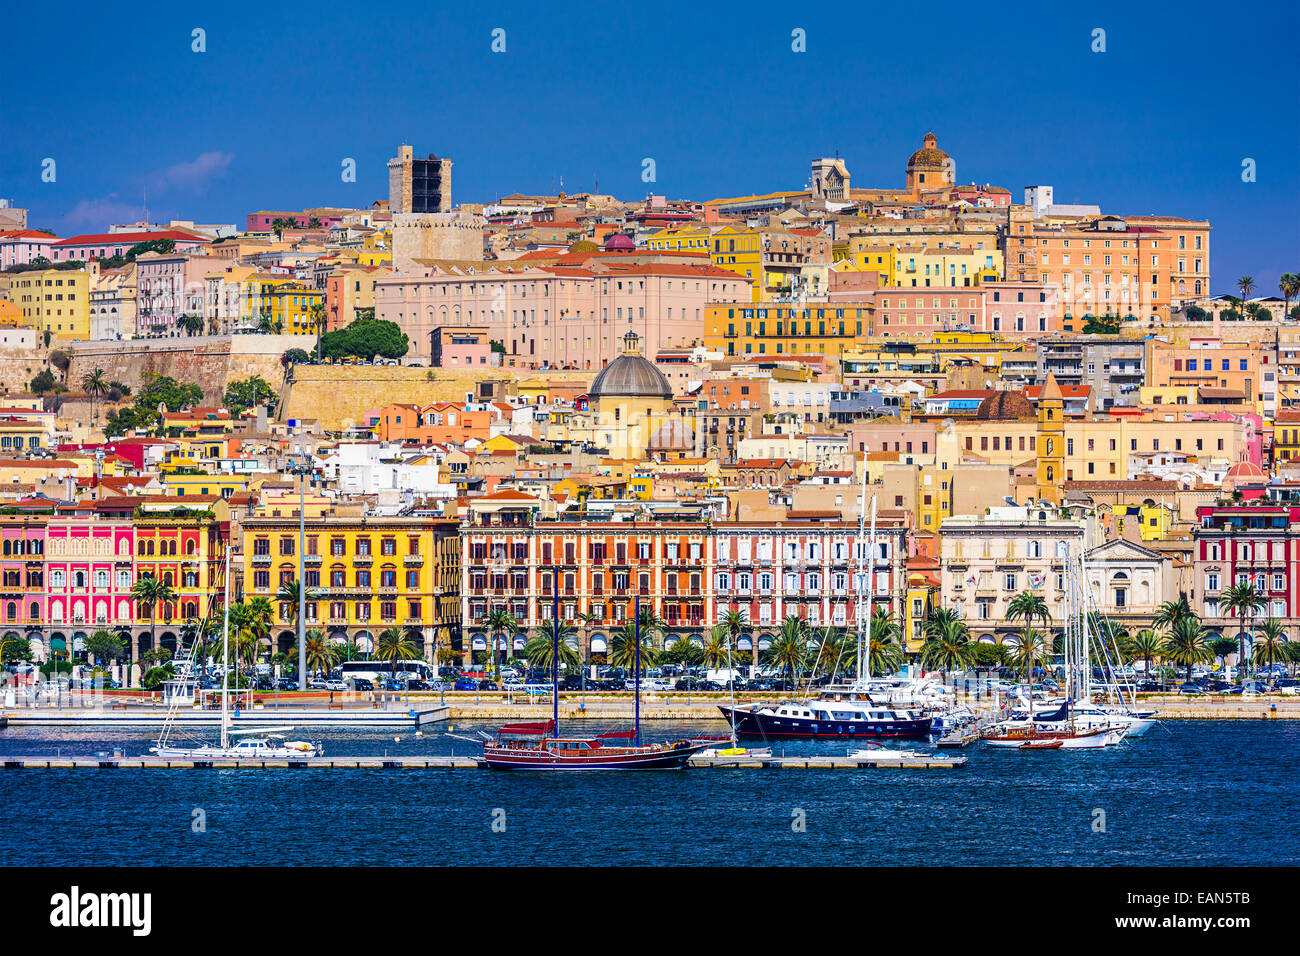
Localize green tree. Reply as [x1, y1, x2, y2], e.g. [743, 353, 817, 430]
[81, 367, 108, 423]
[866, 607, 903, 677]
[1237, 275, 1255, 315]
[486, 608, 517, 678]
[30, 368, 58, 394]
[609, 618, 658, 670]
[177, 313, 204, 336]
[661, 636, 705, 666]
[524, 619, 580, 672]
[317, 318, 409, 361]
[1162, 616, 1213, 683]
[1279, 273, 1300, 329]
[1222, 582, 1266, 675]
[765, 620, 810, 680]
[1122, 628, 1163, 677]
[131, 576, 176, 666]
[700, 625, 732, 670]
[223, 375, 277, 416]
[1010, 627, 1053, 685]
[1252, 618, 1288, 675]
[1210, 637, 1239, 672]
[375, 625, 419, 682]
[84, 629, 125, 664]
[1153, 596, 1194, 633]
[920, 607, 974, 682]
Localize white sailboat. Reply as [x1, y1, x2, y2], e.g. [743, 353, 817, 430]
[152, 548, 321, 760]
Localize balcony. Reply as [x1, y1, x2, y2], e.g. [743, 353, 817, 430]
[303, 554, 322, 565]
[403, 555, 424, 566]
[353, 555, 373, 565]
[251, 554, 272, 566]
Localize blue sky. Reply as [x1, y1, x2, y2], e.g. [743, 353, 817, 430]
[2, 0, 1296, 294]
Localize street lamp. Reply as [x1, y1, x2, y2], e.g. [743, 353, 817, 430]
[287, 454, 314, 691]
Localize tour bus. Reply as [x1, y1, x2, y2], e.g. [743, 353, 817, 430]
[332, 660, 437, 684]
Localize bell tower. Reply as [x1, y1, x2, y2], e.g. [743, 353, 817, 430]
[1036, 373, 1065, 504]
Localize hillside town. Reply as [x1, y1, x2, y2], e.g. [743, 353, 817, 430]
[0, 135, 1297, 685]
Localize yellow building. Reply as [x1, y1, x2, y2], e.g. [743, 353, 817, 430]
[8, 269, 90, 340]
[239, 513, 461, 660]
[705, 226, 832, 302]
[260, 281, 323, 334]
[161, 471, 251, 500]
[703, 303, 868, 358]
[645, 225, 715, 255]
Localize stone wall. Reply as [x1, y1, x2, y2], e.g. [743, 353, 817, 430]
[63, 335, 303, 404]
[281, 365, 535, 429]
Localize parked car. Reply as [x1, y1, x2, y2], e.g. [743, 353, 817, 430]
[347, 678, 374, 691]
[453, 677, 479, 691]
[323, 679, 347, 692]
[308, 678, 329, 690]
[1177, 682, 1205, 695]
[477, 679, 498, 691]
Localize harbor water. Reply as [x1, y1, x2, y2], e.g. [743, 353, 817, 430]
[1, 719, 1295, 866]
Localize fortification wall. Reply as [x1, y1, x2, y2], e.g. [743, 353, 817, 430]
[63, 336, 301, 404]
[282, 366, 523, 429]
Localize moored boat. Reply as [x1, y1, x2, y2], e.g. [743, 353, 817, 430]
[720, 697, 934, 740]
[480, 722, 708, 770]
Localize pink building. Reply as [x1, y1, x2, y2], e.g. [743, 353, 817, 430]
[44, 514, 135, 658]
[376, 261, 750, 370]
[430, 325, 494, 368]
[846, 421, 940, 457]
[245, 211, 345, 232]
[0, 516, 47, 652]
[0, 230, 56, 269]
[872, 282, 1061, 338]
[50, 230, 209, 263]
[134, 251, 216, 336]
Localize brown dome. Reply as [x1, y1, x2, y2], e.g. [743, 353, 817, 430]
[908, 132, 950, 169]
[976, 390, 1034, 420]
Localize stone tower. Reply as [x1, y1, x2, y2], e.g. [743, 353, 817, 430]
[1036, 372, 1065, 504]
[388, 144, 452, 214]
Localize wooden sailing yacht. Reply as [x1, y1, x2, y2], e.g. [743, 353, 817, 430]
[481, 590, 709, 770]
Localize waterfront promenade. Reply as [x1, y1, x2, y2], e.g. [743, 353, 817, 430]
[4, 690, 1297, 728]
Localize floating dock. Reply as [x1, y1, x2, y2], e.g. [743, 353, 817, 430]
[1, 704, 449, 728]
[0, 752, 966, 770]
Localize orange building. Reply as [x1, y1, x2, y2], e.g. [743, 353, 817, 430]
[1003, 209, 1210, 324]
[374, 401, 504, 444]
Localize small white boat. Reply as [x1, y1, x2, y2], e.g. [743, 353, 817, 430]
[152, 727, 322, 760]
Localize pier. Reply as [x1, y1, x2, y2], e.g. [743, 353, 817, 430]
[0, 753, 966, 770]
[2, 701, 449, 728]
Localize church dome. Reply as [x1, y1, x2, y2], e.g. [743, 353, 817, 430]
[589, 332, 672, 400]
[1225, 460, 1265, 480]
[907, 132, 951, 169]
[976, 390, 1034, 420]
[604, 232, 635, 251]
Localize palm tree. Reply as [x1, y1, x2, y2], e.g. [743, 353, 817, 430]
[920, 607, 974, 683]
[720, 608, 748, 651]
[1122, 628, 1162, 679]
[524, 619, 579, 673]
[309, 300, 328, 362]
[485, 608, 517, 678]
[866, 607, 903, 677]
[1007, 590, 1050, 631]
[289, 628, 337, 680]
[375, 625, 418, 683]
[814, 625, 854, 680]
[701, 625, 731, 670]
[765, 626, 809, 681]
[1280, 273, 1300, 325]
[1011, 627, 1053, 686]
[1162, 616, 1213, 683]
[131, 575, 176, 666]
[1222, 581, 1266, 676]
[1237, 275, 1255, 315]
[609, 619, 657, 670]
[276, 578, 316, 628]
[1153, 596, 1194, 633]
[81, 367, 108, 424]
[1252, 618, 1288, 677]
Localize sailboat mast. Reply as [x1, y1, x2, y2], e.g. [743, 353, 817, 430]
[854, 470, 867, 684]
[221, 543, 230, 750]
[552, 568, 560, 737]
[634, 594, 641, 746]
